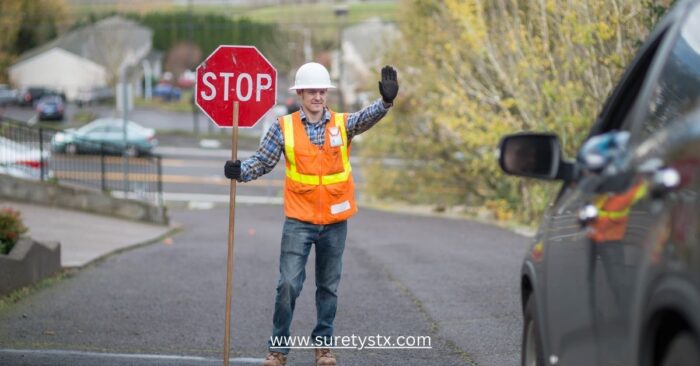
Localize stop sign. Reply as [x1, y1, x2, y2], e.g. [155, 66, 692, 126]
[196, 46, 277, 128]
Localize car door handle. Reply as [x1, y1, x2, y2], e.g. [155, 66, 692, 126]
[578, 204, 598, 226]
[651, 167, 680, 199]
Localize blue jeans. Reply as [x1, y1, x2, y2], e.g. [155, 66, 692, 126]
[268, 218, 347, 354]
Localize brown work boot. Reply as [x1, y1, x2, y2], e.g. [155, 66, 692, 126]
[263, 351, 287, 366]
[314, 348, 337, 366]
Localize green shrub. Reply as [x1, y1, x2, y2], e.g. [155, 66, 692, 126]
[0, 208, 28, 255]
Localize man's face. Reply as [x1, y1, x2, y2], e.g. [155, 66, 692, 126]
[297, 89, 327, 116]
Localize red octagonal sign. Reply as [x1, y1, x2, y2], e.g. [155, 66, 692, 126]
[196, 45, 277, 128]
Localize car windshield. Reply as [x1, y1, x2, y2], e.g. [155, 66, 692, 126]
[39, 96, 61, 104]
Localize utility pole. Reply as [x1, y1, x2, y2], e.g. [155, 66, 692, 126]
[142, 59, 152, 100]
[334, 5, 349, 112]
[188, 0, 199, 136]
[119, 62, 131, 197]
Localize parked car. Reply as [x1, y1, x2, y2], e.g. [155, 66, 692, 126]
[16, 87, 63, 107]
[177, 70, 196, 89]
[0, 136, 50, 180]
[0, 84, 17, 106]
[36, 95, 65, 121]
[51, 118, 157, 156]
[153, 83, 181, 102]
[498, 1, 700, 365]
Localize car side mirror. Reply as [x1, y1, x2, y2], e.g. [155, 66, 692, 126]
[498, 133, 576, 181]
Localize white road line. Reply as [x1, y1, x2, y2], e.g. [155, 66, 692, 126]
[155, 147, 257, 159]
[0, 349, 263, 364]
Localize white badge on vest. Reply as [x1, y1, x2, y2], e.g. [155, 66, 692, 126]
[329, 127, 343, 147]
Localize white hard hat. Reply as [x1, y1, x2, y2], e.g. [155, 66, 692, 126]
[289, 62, 336, 90]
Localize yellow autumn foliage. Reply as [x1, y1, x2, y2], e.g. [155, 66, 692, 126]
[0, 0, 68, 83]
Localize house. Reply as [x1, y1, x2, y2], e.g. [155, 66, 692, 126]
[9, 16, 154, 102]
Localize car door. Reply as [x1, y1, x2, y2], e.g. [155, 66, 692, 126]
[78, 124, 110, 152]
[103, 123, 127, 150]
[541, 9, 680, 366]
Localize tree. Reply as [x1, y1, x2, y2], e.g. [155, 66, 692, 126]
[361, 0, 668, 222]
[164, 42, 202, 77]
[0, 0, 68, 83]
[130, 12, 292, 74]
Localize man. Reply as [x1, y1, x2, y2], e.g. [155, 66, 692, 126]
[224, 62, 398, 366]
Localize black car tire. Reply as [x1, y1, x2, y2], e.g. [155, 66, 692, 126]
[65, 144, 77, 155]
[522, 295, 545, 366]
[661, 332, 700, 366]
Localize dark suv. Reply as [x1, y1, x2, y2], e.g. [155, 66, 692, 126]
[498, 1, 700, 365]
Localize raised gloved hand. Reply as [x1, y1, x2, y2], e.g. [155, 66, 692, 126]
[577, 131, 630, 173]
[378, 65, 399, 104]
[224, 160, 241, 180]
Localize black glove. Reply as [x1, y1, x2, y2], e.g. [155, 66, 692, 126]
[224, 160, 241, 180]
[378, 65, 399, 104]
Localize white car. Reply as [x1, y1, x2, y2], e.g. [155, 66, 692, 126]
[0, 84, 17, 106]
[0, 136, 50, 180]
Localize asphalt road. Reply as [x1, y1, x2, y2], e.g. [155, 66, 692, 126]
[158, 147, 285, 200]
[43, 144, 368, 207]
[0, 205, 529, 366]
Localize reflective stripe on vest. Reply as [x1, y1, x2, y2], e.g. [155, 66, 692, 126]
[282, 113, 351, 185]
[594, 182, 648, 219]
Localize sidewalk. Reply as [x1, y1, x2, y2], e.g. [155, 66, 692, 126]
[0, 201, 178, 268]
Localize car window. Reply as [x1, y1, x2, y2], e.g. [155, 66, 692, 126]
[102, 120, 130, 133]
[102, 122, 121, 133]
[587, 25, 671, 138]
[127, 122, 147, 134]
[84, 120, 146, 136]
[81, 124, 109, 134]
[634, 3, 700, 141]
[40, 96, 60, 104]
[98, 121, 146, 135]
[554, 10, 675, 198]
[89, 126, 109, 134]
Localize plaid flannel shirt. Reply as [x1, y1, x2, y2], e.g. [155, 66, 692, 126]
[239, 98, 390, 182]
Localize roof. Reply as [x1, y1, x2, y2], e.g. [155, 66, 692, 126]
[14, 16, 152, 68]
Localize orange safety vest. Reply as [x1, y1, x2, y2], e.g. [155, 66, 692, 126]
[279, 110, 357, 224]
[588, 181, 647, 243]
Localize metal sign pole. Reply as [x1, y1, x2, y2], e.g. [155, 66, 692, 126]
[223, 101, 239, 366]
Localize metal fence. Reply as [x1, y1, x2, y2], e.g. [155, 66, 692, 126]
[0, 117, 163, 206]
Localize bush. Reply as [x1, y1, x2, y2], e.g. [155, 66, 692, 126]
[0, 208, 28, 255]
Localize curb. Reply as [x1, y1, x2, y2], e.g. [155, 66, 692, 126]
[69, 223, 184, 270]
